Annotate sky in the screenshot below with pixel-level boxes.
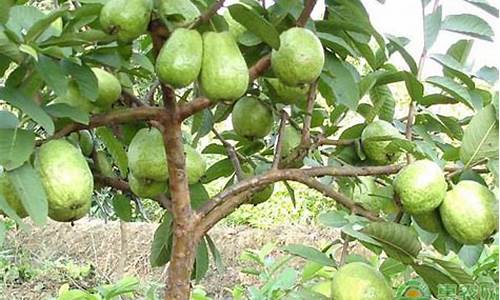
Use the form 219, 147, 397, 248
311, 0, 499, 77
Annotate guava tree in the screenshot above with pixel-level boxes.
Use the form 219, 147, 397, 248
0, 0, 498, 299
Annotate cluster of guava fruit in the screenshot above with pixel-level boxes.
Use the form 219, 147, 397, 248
127, 127, 206, 199
1, 139, 94, 222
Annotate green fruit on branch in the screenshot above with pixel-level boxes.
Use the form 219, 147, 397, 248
129, 173, 167, 198
265, 78, 308, 105
271, 28, 325, 86
394, 159, 446, 215
0, 173, 28, 218
157, 0, 200, 26
156, 28, 202, 88
413, 210, 443, 233
351, 177, 397, 214
36, 140, 93, 222
95, 150, 114, 178
100, 0, 153, 42
331, 262, 394, 300
185, 145, 207, 184
128, 127, 168, 182
440, 180, 497, 245
231, 97, 273, 139
91, 68, 122, 110
78, 130, 94, 157
361, 120, 403, 165
281, 125, 301, 157
241, 164, 274, 205
200, 32, 249, 101
54, 82, 95, 113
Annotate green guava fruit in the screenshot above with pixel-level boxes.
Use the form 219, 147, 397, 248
91, 68, 122, 110
281, 125, 301, 157
265, 78, 308, 105
312, 281, 331, 298
439, 180, 498, 245
54, 82, 95, 113
231, 97, 273, 139
240, 164, 274, 205
95, 150, 114, 178
127, 127, 168, 182
271, 28, 325, 86
331, 262, 394, 300
361, 120, 403, 165
157, 0, 200, 26
37, 140, 93, 222
351, 177, 398, 214
200, 31, 249, 101
394, 159, 447, 215
223, 11, 246, 40
128, 173, 167, 198
413, 210, 443, 233
0, 173, 28, 218
156, 28, 202, 88
100, 0, 153, 42
185, 145, 206, 184
78, 130, 94, 157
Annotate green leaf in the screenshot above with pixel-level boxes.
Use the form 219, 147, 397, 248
150, 214, 172, 267
228, 4, 280, 49
0, 0, 12, 24
441, 14, 494, 41
446, 39, 473, 66
317, 32, 358, 57
0, 128, 35, 170
0, 29, 22, 62
476, 65, 498, 86
25, 8, 67, 43
320, 55, 360, 110
40, 30, 113, 47
201, 158, 234, 183
458, 244, 484, 267
426, 76, 473, 108
61, 60, 99, 102
283, 244, 336, 267
0, 188, 27, 229
100, 276, 140, 299
0, 111, 19, 129
460, 104, 499, 167
419, 94, 458, 106
112, 194, 132, 222
402, 72, 423, 103
463, 0, 499, 17
386, 35, 418, 74
424, 6, 442, 50
0, 87, 54, 135
5, 5, 45, 39
189, 182, 210, 210
430, 258, 474, 284
317, 211, 349, 228
430, 53, 475, 89
44, 103, 89, 125
487, 159, 498, 185
206, 234, 224, 272
367, 85, 395, 122
379, 258, 407, 278
35, 54, 68, 97
95, 127, 128, 178
7, 163, 48, 225
194, 238, 209, 283
413, 263, 458, 296
363, 222, 422, 264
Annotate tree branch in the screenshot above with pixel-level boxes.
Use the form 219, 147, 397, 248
272, 110, 289, 169
94, 174, 130, 192
122, 90, 145, 107
300, 80, 317, 146
213, 128, 244, 180
316, 137, 356, 146
46, 106, 164, 142
178, 97, 211, 120
188, 0, 226, 29
296, 0, 318, 26
144, 80, 160, 106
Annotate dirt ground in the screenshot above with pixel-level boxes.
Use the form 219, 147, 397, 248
2, 218, 342, 299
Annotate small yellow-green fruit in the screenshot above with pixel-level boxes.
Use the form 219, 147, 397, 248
231, 97, 273, 139
92, 68, 122, 110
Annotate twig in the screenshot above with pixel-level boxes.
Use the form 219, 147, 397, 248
213, 129, 244, 180
316, 137, 356, 146
272, 110, 289, 170
156, 194, 173, 211
300, 80, 318, 146
144, 80, 160, 106
94, 174, 131, 192
122, 91, 145, 107
445, 158, 489, 179
188, 0, 226, 29
339, 238, 349, 266
296, 0, 318, 27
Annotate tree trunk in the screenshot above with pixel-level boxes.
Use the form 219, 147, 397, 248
161, 86, 198, 300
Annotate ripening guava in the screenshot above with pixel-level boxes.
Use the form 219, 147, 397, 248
231, 97, 273, 139
361, 120, 403, 165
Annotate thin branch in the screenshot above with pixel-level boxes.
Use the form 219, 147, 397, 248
178, 97, 211, 120
156, 194, 173, 211
296, 0, 318, 27
249, 54, 272, 81
213, 128, 244, 180
316, 137, 356, 146
188, 0, 226, 29
272, 110, 289, 169
94, 174, 130, 192
44, 106, 164, 143
445, 158, 489, 179
144, 80, 160, 106
339, 238, 350, 266
122, 90, 145, 107
300, 80, 318, 146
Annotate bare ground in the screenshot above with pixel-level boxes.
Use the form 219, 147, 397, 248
1, 218, 342, 299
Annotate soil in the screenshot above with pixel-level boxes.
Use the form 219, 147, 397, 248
1, 218, 343, 300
